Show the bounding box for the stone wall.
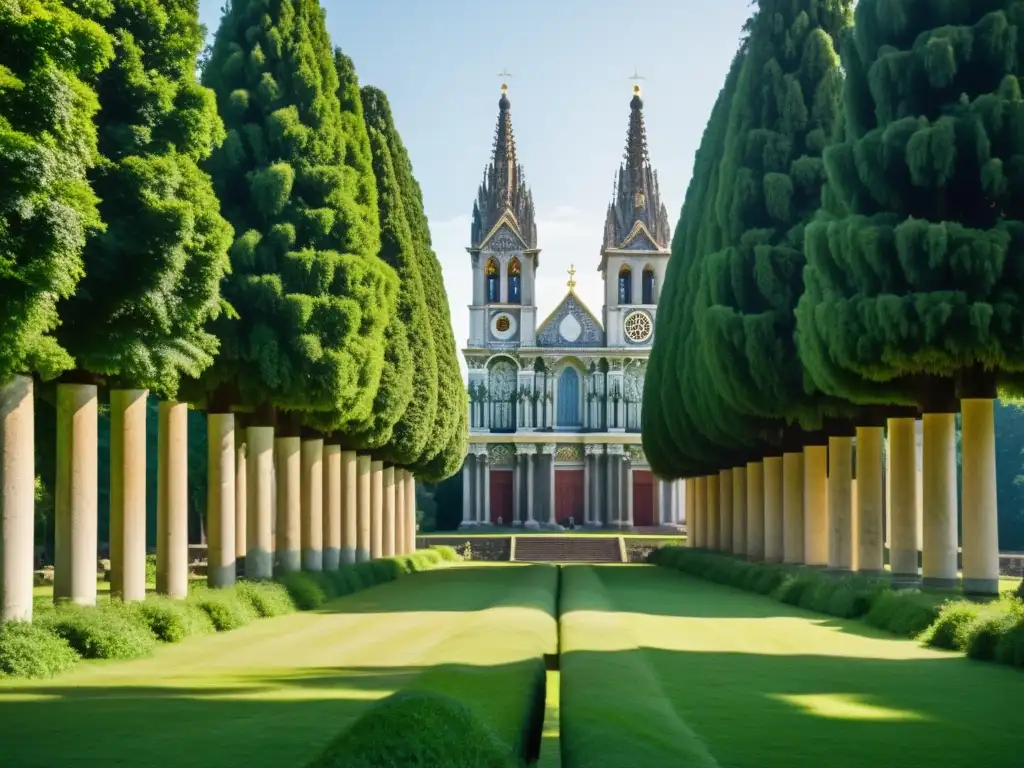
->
[417,537,511,562]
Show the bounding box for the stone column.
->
[395,468,406,554]
[461,457,473,526]
[583,450,591,524]
[206,412,236,587]
[855,427,884,574]
[732,466,747,556]
[483,455,492,525]
[245,426,275,579]
[961,397,999,595]
[685,479,696,543]
[155,401,188,598]
[782,451,804,564]
[403,470,417,552]
[370,460,384,559]
[300,438,324,571]
[476,453,485,522]
[707,473,721,550]
[340,450,358,564]
[921,412,958,588]
[274,435,301,574]
[719,469,733,553]
[827,435,854,572]
[323,444,342,569]
[763,456,783,562]
[543,444,556,525]
[109,389,148,601]
[803,445,829,568]
[746,461,765,560]
[694,476,708,547]
[524,446,537,527]
[1,376,35,621]
[355,454,371,562]
[383,466,396,557]
[235,438,247,565]
[513,449,522,525]
[888,417,918,583]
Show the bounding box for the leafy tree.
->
[197,0,394,422]
[54,0,233,396]
[0,0,113,384]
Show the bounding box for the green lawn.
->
[560,565,1023,768]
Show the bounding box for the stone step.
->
[513,537,623,563]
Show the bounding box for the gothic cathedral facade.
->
[459,84,685,530]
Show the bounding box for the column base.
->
[513,520,525,528]
[962,577,999,596]
[922,576,959,590]
[855,568,885,578]
[524,520,540,530]
[458,521,478,529]
[890,574,922,590]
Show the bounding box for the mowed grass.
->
[561,566,1023,768]
[0,564,556,768]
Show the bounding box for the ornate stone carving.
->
[486,228,523,254]
[471,444,489,457]
[606,444,626,456]
[585,444,605,456]
[554,445,583,462]
[518,443,538,456]
[627,445,646,463]
[540,443,557,455]
[624,364,645,403]
[536,293,605,349]
[489,443,516,466]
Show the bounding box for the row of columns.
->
[686,408,1000,594]
[0,376,419,622]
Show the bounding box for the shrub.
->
[430,545,461,562]
[963,597,1024,662]
[188,587,257,631]
[131,596,216,643]
[0,621,79,679]
[774,571,823,607]
[306,690,517,768]
[864,591,941,638]
[145,554,158,585]
[235,580,297,618]
[995,613,1024,668]
[353,561,381,588]
[921,601,984,651]
[278,572,331,610]
[39,602,157,660]
[331,567,365,596]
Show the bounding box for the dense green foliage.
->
[131,595,216,642]
[37,602,157,660]
[56,0,232,395]
[0,0,113,383]
[0,620,78,678]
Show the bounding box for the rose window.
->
[623,311,652,342]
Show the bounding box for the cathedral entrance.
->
[490,469,513,525]
[555,469,584,526]
[632,470,656,527]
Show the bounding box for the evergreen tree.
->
[198,0,394,420]
[0,0,113,384]
[55,0,233,396]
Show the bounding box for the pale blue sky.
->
[198,0,753,375]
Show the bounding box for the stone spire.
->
[471,85,537,249]
[603,86,671,250]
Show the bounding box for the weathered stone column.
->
[732,466,747,556]
[513,450,523,525]
[370,460,383,559]
[404,469,417,553]
[685,479,696,545]
[461,458,472,526]
[763,456,784,563]
[694,476,707,547]
[300,437,323,571]
[855,426,884,574]
[525,447,536,526]
[484,455,493,525]
[922,412,958,588]
[888,417,918,583]
[206,412,236,588]
[235,437,247,565]
[355,455,371,561]
[394,468,406,554]
[803,445,828,568]
[583,450,591,524]
[1,376,35,621]
[719,469,733,554]
[961,397,999,595]
[156,401,188,598]
[109,389,148,601]
[274,434,301,574]
[245,426,274,579]
[340,450,358,563]
[383,466,396,557]
[827,435,854,572]
[782,451,804,564]
[706,473,721,550]
[746,461,764,560]
[323,444,342,569]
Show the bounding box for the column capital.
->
[606,444,626,456]
[470,443,488,457]
[518,443,538,456]
[540,443,557,455]
[585,444,604,456]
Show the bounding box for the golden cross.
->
[498,69,513,92]
[629,66,646,94]
[567,264,577,290]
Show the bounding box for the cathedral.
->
[459,82,686,530]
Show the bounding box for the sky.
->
[197,0,754,377]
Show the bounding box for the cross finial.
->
[629,66,646,95]
[498,69,513,93]
[567,264,577,290]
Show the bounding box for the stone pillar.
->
[245,426,275,579]
[961,398,999,595]
[461,457,473,526]
[404,470,417,553]
[513,450,522,525]
[155,401,188,598]
[746,461,765,560]
[685,479,695,543]
[235,438,247,564]
[802,445,828,568]
[207,412,236,587]
[475,453,485,522]
[782,451,804,564]
[921,412,958,588]
[383,466,396,557]
[707,473,721,550]
[583,451,591,524]
[483,455,492,525]
[274,435,301,574]
[827,435,854,571]
[323,444,342,569]
[888,417,918,583]
[732,466,747,555]
[300,438,324,571]
[763,457,783,562]
[543,444,556,525]
[525,447,537,526]
[340,450,358,564]
[855,427,884,574]
[693,476,706,547]
[370,460,384,559]
[719,469,733,553]
[109,389,148,601]
[1,376,35,621]
[355,454,371,562]
[395,468,406,554]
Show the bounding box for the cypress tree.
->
[199,0,394,420]
[55,0,233,396]
[0,0,113,384]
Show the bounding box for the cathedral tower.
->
[600,85,671,347]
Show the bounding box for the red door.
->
[632,470,656,527]
[555,469,584,526]
[490,469,513,525]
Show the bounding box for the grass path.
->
[0,565,550,768]
[572,566,1022,768]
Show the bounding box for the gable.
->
[479,217,527,254]
[536,292,605,348]
[619,220,664,252]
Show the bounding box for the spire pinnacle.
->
[567,264,577,291]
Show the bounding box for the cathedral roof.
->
[535,269,606,348]
[601,88,671,257]
[471,86,538,250]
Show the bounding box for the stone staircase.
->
[512,536,624,564]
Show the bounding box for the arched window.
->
[618,265,632,305]
[508,257,521,304]
[485,258,499,303]
[642,266,657,304]
[488,359,517,432]
[556,367,582,428]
